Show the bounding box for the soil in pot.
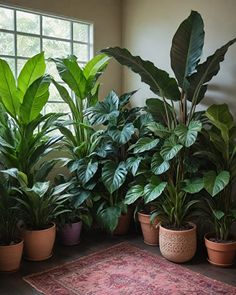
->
[159,222,197,263]
[0,239,23,272]
[138,212,159,246]
[113,208,133,236]
[205,233,236,267]
[23,223,56,261]
[58,221,82,246]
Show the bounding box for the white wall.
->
[0,0,123,98]
[122,0,236,114]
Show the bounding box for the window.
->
[0,5,93,116]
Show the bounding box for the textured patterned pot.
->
[159,222,197,263]
[138,212,159,246]
[205,233,236,267]
[59,221,82,246]
[23,223,56,261]
[0,240,23,272]
[114,208,133,235]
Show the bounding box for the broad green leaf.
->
[212,210,225,220]
[160,136,183,161]
[0,59,19,118]
[146,98,173,125]
[85,90,119,125]
[73,190,92,207]
[144,182,167,203]
[129,137,159,154]
[182,178,204,193]
[151,153,170,175]
[76,159,98,185]
[171,11,204,90]
[31,181,49,197]
[98,206,121,232]
[102,161,127,194]
[204,170,230,197]
[18,52,46,98]
[107,123,135,144]
[119,90,137,108]
[102,47,181,100]
[147,122,170,138]
[126,156,142,176]
[52,56,86,98]
[125,184,144,205]
[187,38,236,103]
[20,75,50,124]
[175,120,202,147]
[83,53,110,79]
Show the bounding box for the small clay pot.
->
[138,212,159,246]
[23,223,56,261]
[58,221,82,246]
[205,233,236,267]
[159,222,197,263]
[114,208,133,235]
[0,240,23,272]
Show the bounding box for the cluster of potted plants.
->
[0,10,236,274]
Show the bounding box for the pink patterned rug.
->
[24,242,236,295]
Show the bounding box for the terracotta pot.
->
[58,221,82,246]
[0,240,23,272]
[159,222,197,263]
[205,233,236,267]
[138,212,159,246]
[113,208,132,235]
[23,223,56,261]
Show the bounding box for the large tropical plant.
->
[102,11,236,229]
[0,53,63,186]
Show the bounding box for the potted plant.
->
[102,11,236,262]
[85,90,142,234]
[5,169,70,261]
[197,104,236,266]
[0,176,23,272]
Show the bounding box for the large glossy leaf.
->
[144,182,167,203]
[31,181,50,197]
[151,153,170,175]
[52,56,86,98]
[147,122,170,138]
[20,75,50,124]
[98,206,121,232]
[182,178,204,193]
[146,98,173,125]
[129,137,159,154]
[126,156,142,176]
[125,184,144,205]
[187,38,236,103]
[76,159,98,185]
[102,161,127,194]
[204,170,230,197]
[119,90,137,108]
[18,53,46,98]
[85,90,119,125]
[160,136,183,161]
[174,120,202,147]
[0,59,19,118]
[171,11,204,90]
[83,53,110,79]
[102,47,181,100]
[107,123,135,144]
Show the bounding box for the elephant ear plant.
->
[102,11,236,262]
[0,53,63,186]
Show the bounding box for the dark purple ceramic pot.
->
[59,221,82,246]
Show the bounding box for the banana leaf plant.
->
[195,104,236,241]
[102,11,236,229]
[84,90,143,232]
[0,53,63,186]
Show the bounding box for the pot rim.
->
[0,239,23,249]
[24,222,55,233]
[159,222,196,233]
[204,232,236,245]
[138,211,151,217]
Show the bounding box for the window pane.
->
[46,61,62,82]
[17,58,28,76]
[0,7,14,30]
[73,23,89,42]
[17,35,40,57]
[0,32,14,55]
[42,16,70,39]
[73,43,88,62]
[44,102,70,115]
[1,57,15,74]
[43,39,70,58]
[48,84,64,102]
[17,11,40,34]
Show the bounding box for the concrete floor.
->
[0,231,236,295]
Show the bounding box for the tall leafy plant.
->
[102,11,236,229]
[0,53,63,185]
